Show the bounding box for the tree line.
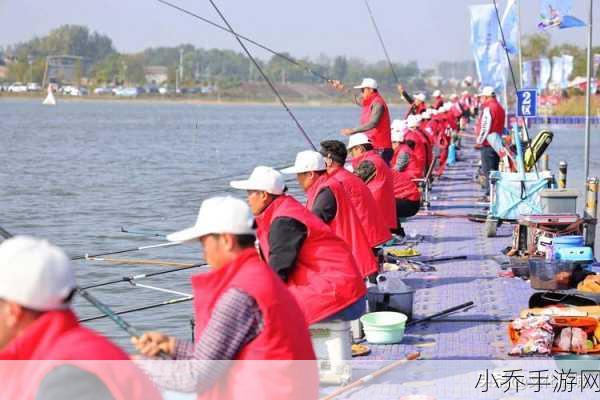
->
[2,24,426,89]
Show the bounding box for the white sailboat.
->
[42,85,56,106]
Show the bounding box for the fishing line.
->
[363,0,399,83]
[206,0,316,150]
[155,0,332,82]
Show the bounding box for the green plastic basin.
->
[360,311,408,344]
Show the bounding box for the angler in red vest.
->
[404,115,432,179]
[330,78,393,164]
[475,86,506,201]
[135,196,318,400]
[319,140,392,248]
[0,236,161,400]
[431,107,452,178]
[389,129,421,237]
[230,167,366,324]
[398,83,427,118]
[347,133,397,231]
[282,150,379,278]
[431,90,444,110]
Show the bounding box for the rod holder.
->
[584,176,599,249]
[541,154,549,171]
[558,161,568,189]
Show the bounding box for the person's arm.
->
[36,366,115,400]
[395,151,410,172]
[347,102,383,134]
[310,187,337,223]
[137,288,262,393]
[476,107,492,144]
[268,217,307,281]
[402,90,414,104]
[329,80,362,106]
[354,160,377,183]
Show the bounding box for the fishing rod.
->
[77,287,173,359]
[491,0,536,172]
[81,262,206,290]
[120,227,167,238]
[71,241,182,261]
[363,0,399,83]
[88,255,195,268]
[206,0,316,151]
[155,0,332,83]
[0,226,13,239]
[79,295,193,323]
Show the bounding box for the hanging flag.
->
[470,5,506,96]
[551,56,564,88]
[538,58,551,91]
[501,0,519,54]
[561,54,574,89]
[593,54,600,77]
[538,0,585,30]
[522,61,534,88]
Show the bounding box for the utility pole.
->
[584,0,594,180]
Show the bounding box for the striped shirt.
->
[138,288,263,393]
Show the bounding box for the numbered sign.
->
[516,90,537,117]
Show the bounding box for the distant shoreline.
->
[0,91,360,108]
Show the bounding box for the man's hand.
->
[474,143,482,150]
[397,84,404,94]
[329,80,345,92]
[340,128,354,136]
[132,332,176,358]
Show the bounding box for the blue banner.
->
[551,56,564,88]
[501,0,518,54]
[561,54,574,88]
[522,61,534,88]
[538,0,585,30]
[538,58,551,91]
[470,4,506,97]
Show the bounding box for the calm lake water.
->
[1,98,600,348]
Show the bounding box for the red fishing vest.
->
[306,174,379,277]
[404,129,429,178]
[406,101,426,118]
[0,310,161,400]
[391,143,422,181]
[351,150,397,229]
[486,98,506,135]
[191,248,318,400]
[360,92,392,150]
[328,167,391,247]
[432,97,444,109]
[255,195,366,324]
[476,98,506,147]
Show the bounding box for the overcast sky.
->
[0,0,598,68]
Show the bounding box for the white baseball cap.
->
[230,166,286,195]
[414,93,426,102]
[432,90,442,97]
[462,91,469,96]
[390,119,405,131]
[0,236,76,311]
[347,133,371,150]
[480,86,495,96]
[421,110,432,120]
[406,115,420,129]
[281,150,326,174]
[391,129,405,142]
[167,196,255,243]
[353,78,378,89]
